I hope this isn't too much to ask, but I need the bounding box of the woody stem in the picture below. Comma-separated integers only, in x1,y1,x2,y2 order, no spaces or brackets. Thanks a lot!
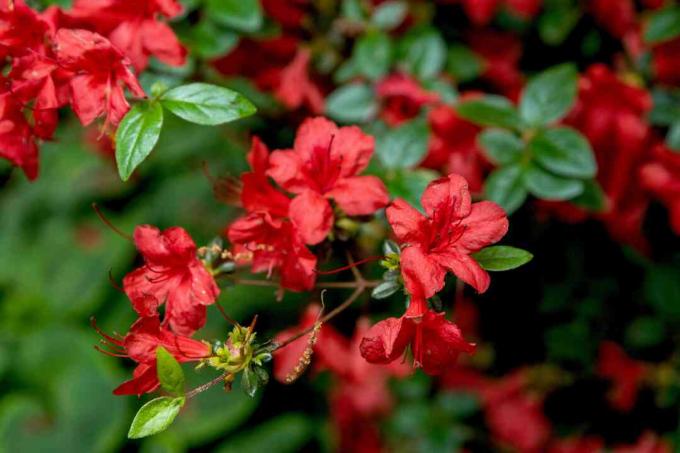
185,372,228,399
227,278,380,289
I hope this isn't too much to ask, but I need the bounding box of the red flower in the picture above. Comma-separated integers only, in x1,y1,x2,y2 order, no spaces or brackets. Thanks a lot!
0,92,39,179
613,432,672,453
376,73,438,126
590,0,636,39
0,0,51,58
641,143,680,235
275,48,324,114
95,316,210,396
468,30,524,100
268,117,389,245
652,37,680,86
123,225,220,336
360,309,475,375
548,437,605,453
485,392,551,453
227,212,317,291
67,0,186,71
597,341,646,412
262,0,309,29
386,174,508,304
452,0,541,25
53,28,145,127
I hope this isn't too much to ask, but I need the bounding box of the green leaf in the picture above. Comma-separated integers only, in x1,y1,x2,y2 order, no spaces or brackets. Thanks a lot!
478,129,524,164
184,19,239,59
570,179,606,211
529,127,597,178
473,246,533,271
354,31,392,81
371,1,407,30
325,83,377,123
484,164,527,214
241,367,259,398
252,366,269,387
156,346,185,396
376,118,429,169
649,88,680,126
538,6,580,46
520,64,578,126
215,414,313,453
456,95,524,130
115,101,164,181
383,239,400,255
626,316,666,349
644,6,680,44
524,164,584,201
206,0,263,32
128,397,185,439
371,280,401,299
446,44,483,83
398,27,446,80
161,83,256,126
667,122,680,151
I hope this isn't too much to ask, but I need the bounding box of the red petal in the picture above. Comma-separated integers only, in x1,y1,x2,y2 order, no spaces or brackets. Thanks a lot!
414,311,476,375
328,176,389,216
247,136,270,175
141,19,187,68
267,149,307,193
134,225,196,264
113,362,159,396
421,173,472,221
457,201,509,252
293,117,339,163
289,190,333,245
359,316,414,364
432,250,490,293
401,245,446,299
386,198,429,245
330,123,375,178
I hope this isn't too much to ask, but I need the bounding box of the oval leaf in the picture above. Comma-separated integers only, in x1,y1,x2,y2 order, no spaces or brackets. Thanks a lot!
376,118,429,169
524,164,584,201
456,96,524,130
519,64,578,126
398,27,446,80
115,101,163,181
156,346,185,396
644,6,680,44
325,83,378,123
206,0,263,32
354,31,393,81
484,164,528,215
473,246,533,271
161,83,256,126
128,396,185,439
371,280,401,299
529,127,597,179
478,129,524,165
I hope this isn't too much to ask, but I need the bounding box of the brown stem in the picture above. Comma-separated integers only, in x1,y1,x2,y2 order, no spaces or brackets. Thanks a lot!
227,277,380,289
186,373,228,399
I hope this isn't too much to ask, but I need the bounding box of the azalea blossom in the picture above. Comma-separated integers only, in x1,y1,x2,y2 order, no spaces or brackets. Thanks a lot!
268,117,389,245
376,73,438,126
386,173,508,305
597,341,646,412
123,225,220,336
641,144,680,235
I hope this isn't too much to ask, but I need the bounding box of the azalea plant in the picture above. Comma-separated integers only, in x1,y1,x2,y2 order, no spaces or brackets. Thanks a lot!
1,0,680,452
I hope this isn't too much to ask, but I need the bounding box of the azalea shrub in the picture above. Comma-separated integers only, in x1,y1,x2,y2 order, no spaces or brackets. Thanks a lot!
0,0,680,452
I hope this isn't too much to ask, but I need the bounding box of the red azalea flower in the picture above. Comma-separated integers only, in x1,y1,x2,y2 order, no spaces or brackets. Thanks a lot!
590,0,636,39
386,174,508,304
0,0,51,58
227,212,317,291
360,309,475,375
468,30,524,100
485,392,551,453
641,143,680,235
67,0,186,71
548,437,605,453
651,37,680,86
424,102,489,193
613,432,672,453
95,316,210,396
275,48,324,114
262,0,309,29
376,73,439,126
53,28,145,127
123,225,220,336
597,341,646,412
0,92,39,179
268,117,389,245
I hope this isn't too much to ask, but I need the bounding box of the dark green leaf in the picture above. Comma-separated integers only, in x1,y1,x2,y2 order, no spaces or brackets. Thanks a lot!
524,164,584,200
529,127,597,178
649,88,680,126
446,44,483,83
644,6,680,44
325,83,377,123
383,239,400,255
484,164,528,214
385,168,438,208
398,27,446,80
156,346,185,396
206,0,263,32
473,246,533,271
667,122,680,151
115,101,164,181
646,265,680,320
354,31,392,81
371,280,401,299
184,19,239,59
571,179,606,212
215,414,313,453
456,96,524,130
626,316,666,349
241,367,259,398
376,118,429,169
252,366,269,386
538,6,580,46
519,64,578,126
478,129,524,164
128,397,185,439
161,83,256,126
371,1,407,30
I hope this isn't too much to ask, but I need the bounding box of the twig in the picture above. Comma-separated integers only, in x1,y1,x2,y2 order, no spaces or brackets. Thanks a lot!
186,373,228,399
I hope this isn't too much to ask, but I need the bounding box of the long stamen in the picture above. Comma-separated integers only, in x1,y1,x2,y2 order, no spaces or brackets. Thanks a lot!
94,345,128,358
108,270,125,293
90,316,124,346
315,255,384,275
91,203,133,241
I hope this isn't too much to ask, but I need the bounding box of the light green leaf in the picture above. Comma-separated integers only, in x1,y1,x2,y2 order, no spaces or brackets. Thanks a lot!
206,0,263,32
128,397,185,439
241,367,259,398
472,246,533,271
376,118,429,169
156,346,185,396
478,129,524,164
529,127,597,178
570,179,606,212
371,280,401,299
325,83,377,123
524,164,584,200
115,101,164,181
484,164,527,215
371,1,407,30
161,83,256,126
399,27,446,80
446,44,483,83
354,31,393,80
519,64,578,126
667,122,680,151
456,95,524,130
644,6,680,44
384,168,438,209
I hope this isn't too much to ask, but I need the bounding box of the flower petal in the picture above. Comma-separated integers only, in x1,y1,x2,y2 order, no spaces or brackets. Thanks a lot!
267,149,307,193
386,198,429,244
457,201,509,252
414,310,476,375
401,245,446,299
293,117,339,163
289,190,333,245
360,316,414,364
421,173,472,220
329,175,389,216
432,250,490,293
330,123,375,177
113,362,159,396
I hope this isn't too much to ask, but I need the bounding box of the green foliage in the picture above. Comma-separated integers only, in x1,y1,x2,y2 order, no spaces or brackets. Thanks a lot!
128,397,186,439
644,6,680,44
538,1,580,46
478,129,524,165
446,44,483,83
325,83,377,123
529,127,597,178
398,27,446,81
375,118,430,169
473,246,533,271
456,96,524,130
206,0,263,32
372,280,402,299
156,347,185,396
354,31,393,80
524,164,584,200
484,164,528,214
371,1,407,30
160,83,256,126
214,413,313,453
519,64,578,126
116,101,164,181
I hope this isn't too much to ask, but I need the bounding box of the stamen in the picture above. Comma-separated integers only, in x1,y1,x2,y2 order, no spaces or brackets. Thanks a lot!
94,345,128,358
315,255,384,275
90,316,124,346
91,203,132,241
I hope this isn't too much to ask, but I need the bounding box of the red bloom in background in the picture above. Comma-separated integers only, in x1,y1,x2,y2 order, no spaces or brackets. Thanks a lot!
597,341,646,412
651,37,680,86
641,144,680,234
123,225,220,336
590,0,636,39
0,0,51,57
54,29,145,127
613,432,672,453
275,48,324,114
95,316,210,396
240,136,292,217
0,95,39,179
66,0,186,71
376,73,438,126
360,309,475,374
424,101,489,193
445,0,541,26
386,174,508,304
548,437,605,453
268,117,389,245
468,30,524,100
262,0,309,29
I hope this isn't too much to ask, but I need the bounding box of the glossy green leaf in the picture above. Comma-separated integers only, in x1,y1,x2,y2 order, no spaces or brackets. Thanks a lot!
570,179,606,211
371,1,407,30
667,122,680,151
241,367,259,398
354,31,393,80
161,83,256,126
446,44,483,83
399,27,446,80
383,239,400,255
473,246,533,271
478,129,524,164
376,118,429,169
456,96,524,130
371,280,401,299
644,6,680,44
156,346,185,396
529,127,597,178
115,101,164,181
128,397,185,439
484,164,527,214
206,0,263,32
520,64,578,126
325,83,377,123
524,164,584,200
